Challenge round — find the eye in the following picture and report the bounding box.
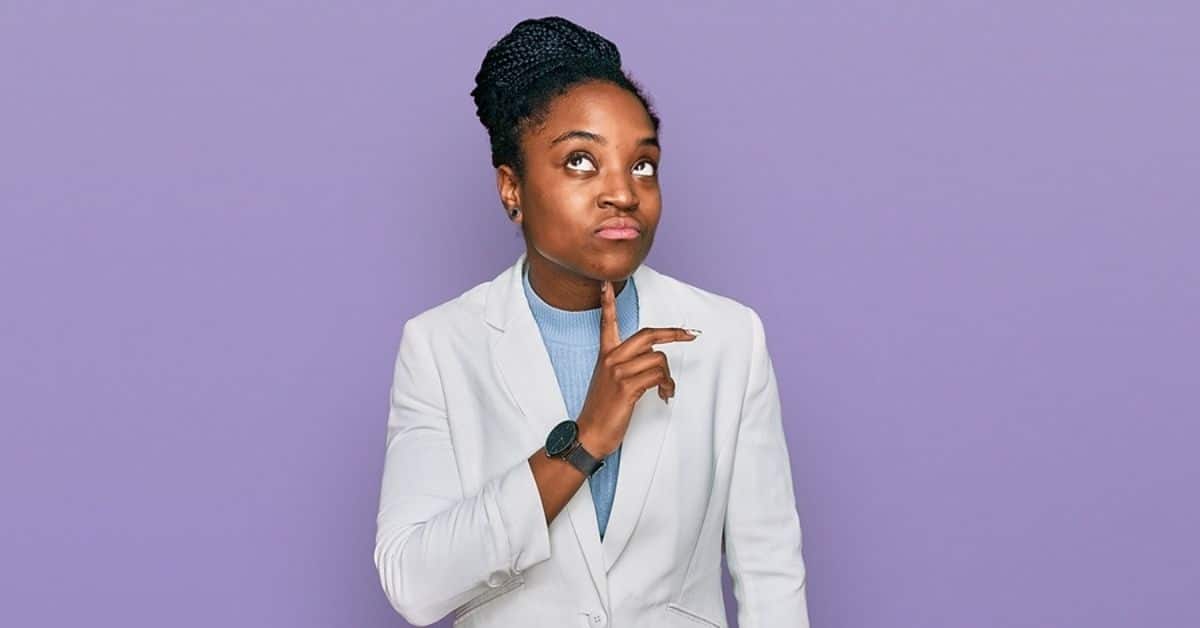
[565,152,597,172]
[633,160,657,177]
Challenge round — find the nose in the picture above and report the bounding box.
[597,168,639,212]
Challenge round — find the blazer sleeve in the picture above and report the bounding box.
[723,306,811,628]
[373,317,552,626]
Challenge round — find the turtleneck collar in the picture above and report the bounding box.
[522,259,639,347]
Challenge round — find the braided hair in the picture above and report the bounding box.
[471,16,661,178]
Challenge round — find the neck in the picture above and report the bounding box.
[525,251,629,311]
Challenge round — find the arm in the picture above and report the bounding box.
[373,318,553,626]
[723,307,811,628]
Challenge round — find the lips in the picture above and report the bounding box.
[594,217,642,233]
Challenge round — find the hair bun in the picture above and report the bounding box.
[470,16,657,174]
[473,16,622,112]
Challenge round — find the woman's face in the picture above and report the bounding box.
[498,79,661,284]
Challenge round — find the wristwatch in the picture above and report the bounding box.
[545,419,604,477]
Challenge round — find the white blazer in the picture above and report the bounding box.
[374,252,810,628]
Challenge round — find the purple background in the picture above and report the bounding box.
[2,2,1197,626]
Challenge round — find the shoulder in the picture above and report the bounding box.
[396,279,491,340]
[640,265,768,359]
[395,262,767,347]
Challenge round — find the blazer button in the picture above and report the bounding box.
[591,611,606,624]
[486,570,509,587]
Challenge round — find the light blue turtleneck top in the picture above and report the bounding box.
[522,261,639,540]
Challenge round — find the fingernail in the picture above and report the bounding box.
[684,328,702,336]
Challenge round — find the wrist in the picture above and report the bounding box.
[576,419,613,458]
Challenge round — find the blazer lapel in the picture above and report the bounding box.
[600,260,685,572]
[486,252,610,606]
[484,252,689,606]
[486,252,570,440]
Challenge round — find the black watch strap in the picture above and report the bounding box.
[564,441,604,477]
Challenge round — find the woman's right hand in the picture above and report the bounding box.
[576,278,699,458]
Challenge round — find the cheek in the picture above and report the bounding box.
[639,192,663,223]
[533,190,594,231]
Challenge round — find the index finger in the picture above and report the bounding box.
[599,279,621,351]
[609,327,699,361]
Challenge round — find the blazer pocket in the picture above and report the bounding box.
[666,602,723,628]
[453,577,525,625]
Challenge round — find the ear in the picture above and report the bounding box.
[496,165,522,222]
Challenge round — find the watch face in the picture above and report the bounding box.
[546,420,578,456]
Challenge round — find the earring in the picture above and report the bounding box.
[510,207,520,218]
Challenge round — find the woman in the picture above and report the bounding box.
[374,16,810,628]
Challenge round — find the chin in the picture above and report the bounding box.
[538,244,648,283]
[585,251,645,282]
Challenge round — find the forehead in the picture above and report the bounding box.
[524,80,655,145]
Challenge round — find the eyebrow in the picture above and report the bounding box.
[549,129,659,149]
